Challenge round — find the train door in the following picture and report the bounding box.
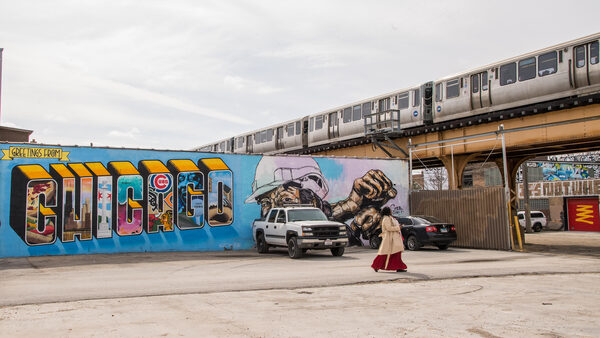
[470,71,490,109]
[328,112,339,139]
[302,118,309,148]
[589,41,599,85]
[572,42,599,87]
[246,135,253,153]
[276,126,283,150]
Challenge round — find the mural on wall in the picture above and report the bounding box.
[0,144,407,257]
[538,162,591,180]
[244,156,407,246]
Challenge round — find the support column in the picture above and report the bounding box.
[440,153,480,190]
[494,156,532,213]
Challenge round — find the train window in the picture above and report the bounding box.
[277,127,284,139]
[237,137,244,148]
[446,79,459,99]
[343,107,352,123]
[259,131,265,143]
[413,89,420,107]
[310,117,314,131]
[398,92,409,109]
[499,63,516,86]
[591,41,599,64]
[362,102,371,118]
[575,46,585,68]
[254,133,260,144]
[482,72,488,91]
[296,121,301,135]
[471,74,479,93]
[518,57,536,82]
[267,129,273,142]
[538,51,557,77]
[287,123,294,137]
[435,83,442,101]
[353,105,361,121]
[315,116,323,130]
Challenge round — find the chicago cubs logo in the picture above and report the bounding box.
[152,174,172,192]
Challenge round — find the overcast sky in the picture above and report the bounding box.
[1,1,599,150]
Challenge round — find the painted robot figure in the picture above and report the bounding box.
[245,156,397,245]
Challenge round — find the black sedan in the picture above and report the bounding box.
[395,216,457,250]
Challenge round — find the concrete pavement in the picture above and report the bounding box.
[1,235,599,337]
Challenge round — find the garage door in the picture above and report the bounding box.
[566,197,600,232]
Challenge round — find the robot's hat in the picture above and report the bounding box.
[245,156,329,203]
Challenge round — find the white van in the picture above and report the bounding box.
[517,211,547,232]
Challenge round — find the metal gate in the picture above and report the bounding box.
[410,187,511,250]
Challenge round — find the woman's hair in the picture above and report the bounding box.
[381,206,391,216]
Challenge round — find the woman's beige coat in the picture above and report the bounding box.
[377,215,405,255]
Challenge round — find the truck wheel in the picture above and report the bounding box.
[256,232,269,253]
[287,237,302,259]
[406,235,420,251]
[369,236,381,249]
[533,223,542,232]
[330,247,345,256]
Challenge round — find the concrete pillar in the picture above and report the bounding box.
[494,157,525,210]
[440,153,480,190]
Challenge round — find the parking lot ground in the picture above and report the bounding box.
[1,244,599,337]
[524,230,600,258]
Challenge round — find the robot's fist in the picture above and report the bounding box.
[352,169,396,202]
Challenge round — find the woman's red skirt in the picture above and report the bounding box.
[371,252,407,271]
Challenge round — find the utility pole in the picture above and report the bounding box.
[522,162,532,233]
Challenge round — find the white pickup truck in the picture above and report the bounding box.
[252,206,348,258]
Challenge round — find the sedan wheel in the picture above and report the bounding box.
[369,236,381,249]
[406,235,420,251]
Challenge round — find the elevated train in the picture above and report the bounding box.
[196,33,600,154]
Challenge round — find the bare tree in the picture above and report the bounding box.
[424,167,448,190]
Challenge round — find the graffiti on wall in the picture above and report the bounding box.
[244,156,407,246]
[537,162,591,180]
[517,179,600,198]
[0,144,408,257]
[9,158,234,247]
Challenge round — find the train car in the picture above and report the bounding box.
[195,137,234,153]
[307,83,431,147]
[232,131,255,154]
[242,117,307,154]
[195,144,213,152]
[432,33,600,124]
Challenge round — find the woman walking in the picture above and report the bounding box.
[371,207,407,272]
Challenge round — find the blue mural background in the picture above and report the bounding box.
[0,144,408,257]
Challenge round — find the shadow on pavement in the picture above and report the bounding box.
[523,231,600,258]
